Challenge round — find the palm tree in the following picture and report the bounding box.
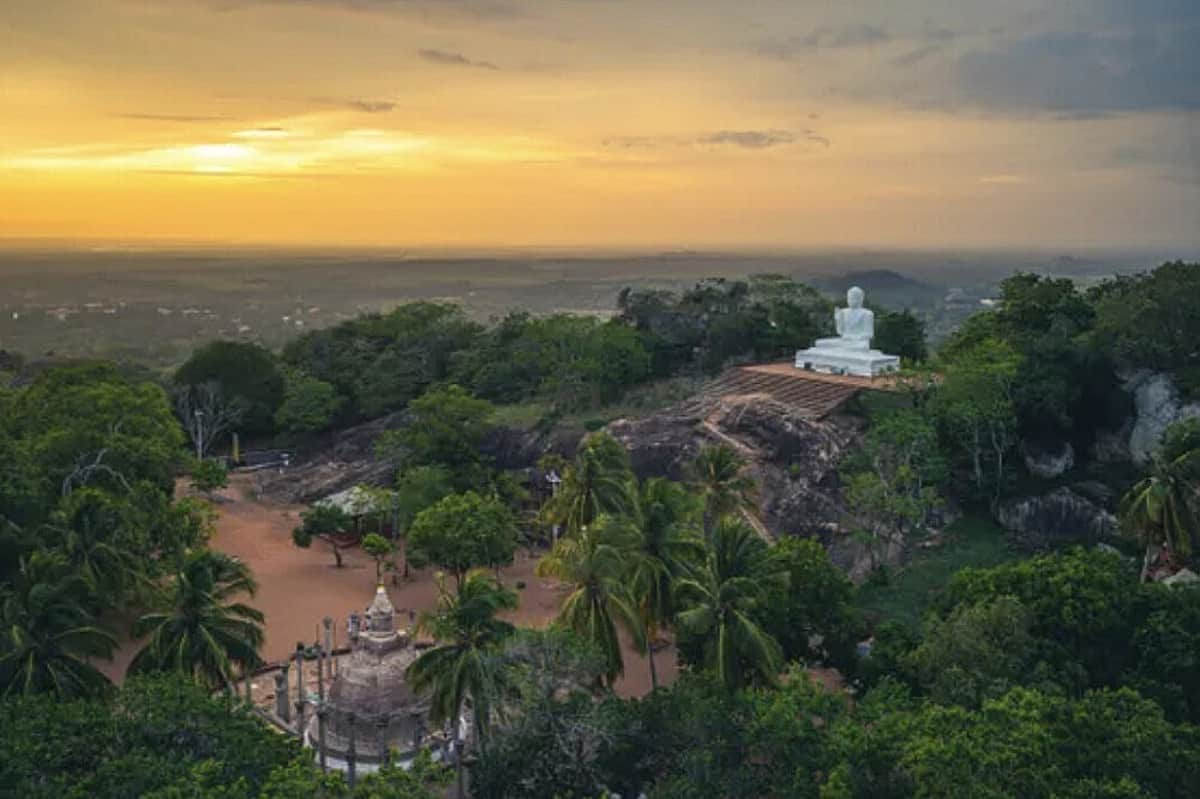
[675,518,785,691]
[44,488,138,604]
[0,551,116,698]
[535,520,645,687]
[689,444,758,543]
[407,572,518,798]
[130,550,264,689]
[541,432,633,536]
[1120,444,1200,580]
[624,478,703,689]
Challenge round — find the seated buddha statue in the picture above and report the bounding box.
[814,286,874,351]
[794,285,899,377]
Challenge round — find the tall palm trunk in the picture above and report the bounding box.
[647,631,658,690]
[1141,540,1162,583]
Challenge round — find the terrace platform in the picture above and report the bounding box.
[703,362,896,419]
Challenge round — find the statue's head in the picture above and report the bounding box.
[846,286,865,309]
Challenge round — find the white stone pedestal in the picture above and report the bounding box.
[794,347,900,378]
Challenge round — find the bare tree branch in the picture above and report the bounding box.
[175,381,243,460]
[61,449,133,497]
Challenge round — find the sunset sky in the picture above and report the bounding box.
[1,0,1197,249]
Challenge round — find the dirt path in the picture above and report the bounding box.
[104,475,675,698]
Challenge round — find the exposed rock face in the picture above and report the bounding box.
[1022,440,1075,479]
[258,412,406,504]
[479,425,577,470]
[607,396,868,572]
[996,487,1118,551]
[1124,371,1200,464]
[259,410,574,505]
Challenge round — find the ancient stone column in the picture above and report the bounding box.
[316,647,325,704]
[294,645,306,740]
[322,616,334,680]
[274,665,290,723]
[346,711,358,787]
[316,703,328,773]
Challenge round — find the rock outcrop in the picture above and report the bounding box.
[257,412,407,504]
[257,387,877,575]
[608,396,873,574]
[1124,371,1200,464]
[257,411,574,505]
[996,487,1118,551]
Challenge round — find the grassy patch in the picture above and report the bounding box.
[492,376,706,431]
[855,514,1016,630]
[491,400,551,428]
[844,389,914,420]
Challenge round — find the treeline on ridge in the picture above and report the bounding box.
[167,274,929,437]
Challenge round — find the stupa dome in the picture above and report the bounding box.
[308,585,433,763]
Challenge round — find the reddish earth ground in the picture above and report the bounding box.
[104,474,676,698]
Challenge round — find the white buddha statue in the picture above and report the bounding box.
[816,286,874,351]
[794,285,899,377]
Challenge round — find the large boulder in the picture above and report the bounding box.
[1124,371,1200,464]
[1022,440,1075,479]
[996,487,1118,551]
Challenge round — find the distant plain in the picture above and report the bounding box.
[0,245,1172,370]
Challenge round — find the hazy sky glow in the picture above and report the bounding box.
[1,0,1197,248]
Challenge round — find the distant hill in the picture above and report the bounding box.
[813,269,944,310]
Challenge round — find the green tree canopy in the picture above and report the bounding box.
[175,341,285,435]
[378,384,495,489]
[273,369,343,433]
[688,443,757,543]
[0,551,116,698]
[291,503,353,568]
[933,337,1021,506]
[760,537,863,672]
[407,571,518,797]
[1092,261,1200,381]
[675,518,785,691]
[874,308,928,363]
[190,458,228,496]
[130,550,265,688]
[0,674,450,799]
[541,431,634,536]
[282,302,483,420]
[11,363,184,506]
[939,272,1127,451]
[534,518,645,687]
[407,492,518,586]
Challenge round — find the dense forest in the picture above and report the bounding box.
[1,261,1198,798]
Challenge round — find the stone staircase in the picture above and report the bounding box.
[697,362,877,420]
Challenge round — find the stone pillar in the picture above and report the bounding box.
[316,703,328,773]
[322,616,334,680]
[274,666,290,723]
[244,667,253,706]
[346,711,358,787]
[316,647,325,704]
[376,713,390,765]
[294,645,306,741]
[411,713,425,751]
